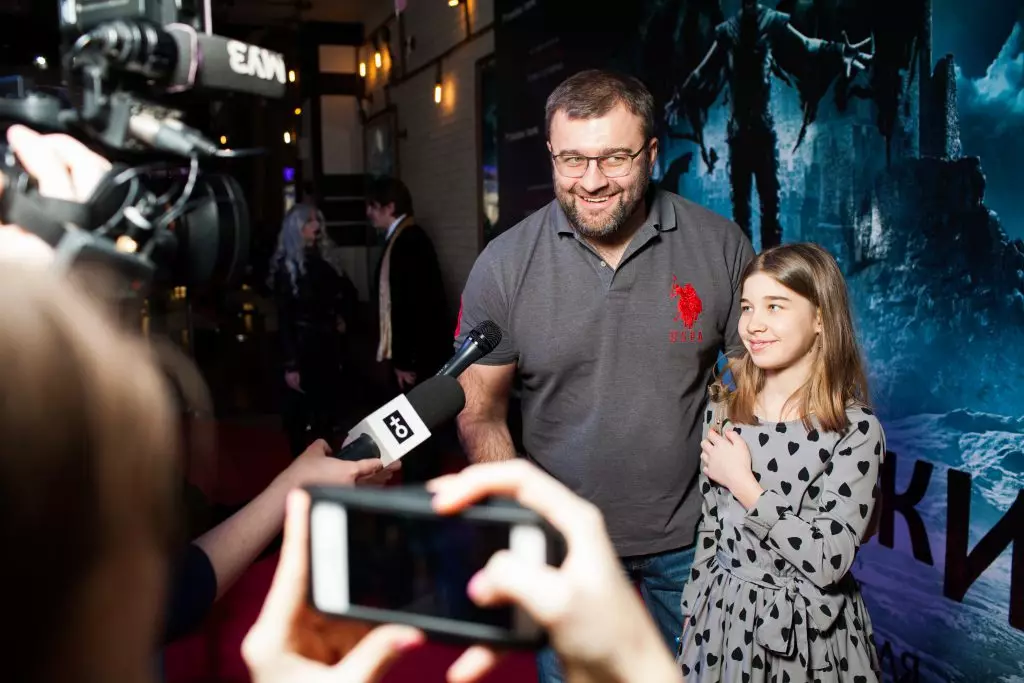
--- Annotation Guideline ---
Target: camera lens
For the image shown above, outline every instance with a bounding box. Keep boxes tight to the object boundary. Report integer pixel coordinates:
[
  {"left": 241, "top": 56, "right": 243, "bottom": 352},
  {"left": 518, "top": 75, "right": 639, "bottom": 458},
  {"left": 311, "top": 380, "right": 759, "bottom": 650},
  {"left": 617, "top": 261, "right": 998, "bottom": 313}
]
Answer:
[{"left": 170, "top": 172, "right": 250, "bottom": 291}]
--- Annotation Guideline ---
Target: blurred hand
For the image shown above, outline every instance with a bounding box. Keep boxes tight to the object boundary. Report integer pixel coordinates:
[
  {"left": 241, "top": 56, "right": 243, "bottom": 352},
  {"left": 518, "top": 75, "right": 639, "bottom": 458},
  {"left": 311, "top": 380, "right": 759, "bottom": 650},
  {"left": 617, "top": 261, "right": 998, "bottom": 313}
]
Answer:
[
  {"left": 284, "top": 371, "right": 302, "bottom": 393},
  {"left": 286, "top": 439, "right": 385, "bottom": 488},
  {"left": 394, "top": 369, "right": 417, "bottom": 391},
  {"left": 242, "top": 490, "right": 424, "bottom": 683},
  {"left": 0, "top": 125, "right": 113, "bottom": 265},
  {"left": 355, "top": 459, "right": 401, "bottom": 488},
  {"left": 6, "top": 124, "right": 111, "bottom": 202},
  {"left": 428, "top": 460, "right": 683, "bottom": 683}
]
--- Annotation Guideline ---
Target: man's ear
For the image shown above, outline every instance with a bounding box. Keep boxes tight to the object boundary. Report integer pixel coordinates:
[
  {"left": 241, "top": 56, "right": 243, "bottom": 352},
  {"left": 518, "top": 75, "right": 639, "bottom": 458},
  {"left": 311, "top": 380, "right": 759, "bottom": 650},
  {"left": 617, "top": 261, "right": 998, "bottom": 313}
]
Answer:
[{"left": 648, "top": 137, "right": 659, "bottom": 173}]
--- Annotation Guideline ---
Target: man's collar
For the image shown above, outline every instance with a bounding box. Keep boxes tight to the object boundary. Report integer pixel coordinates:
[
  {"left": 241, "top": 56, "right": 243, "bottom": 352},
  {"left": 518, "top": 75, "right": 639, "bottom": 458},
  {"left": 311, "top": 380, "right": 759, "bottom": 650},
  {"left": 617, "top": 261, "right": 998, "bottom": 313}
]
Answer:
[
  {"left": 553, "top": 186, "right": 677, "bottom": 236},
  {"left": 385, "top": 213, "right": 408, "bottom": 240}
]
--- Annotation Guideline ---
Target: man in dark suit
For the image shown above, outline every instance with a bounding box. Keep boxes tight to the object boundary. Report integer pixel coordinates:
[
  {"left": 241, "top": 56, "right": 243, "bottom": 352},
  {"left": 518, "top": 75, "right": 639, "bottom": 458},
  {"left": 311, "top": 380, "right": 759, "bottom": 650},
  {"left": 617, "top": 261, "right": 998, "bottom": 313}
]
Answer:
[{"left": 366, "top": 176, "right": 452, "bottom": 481}]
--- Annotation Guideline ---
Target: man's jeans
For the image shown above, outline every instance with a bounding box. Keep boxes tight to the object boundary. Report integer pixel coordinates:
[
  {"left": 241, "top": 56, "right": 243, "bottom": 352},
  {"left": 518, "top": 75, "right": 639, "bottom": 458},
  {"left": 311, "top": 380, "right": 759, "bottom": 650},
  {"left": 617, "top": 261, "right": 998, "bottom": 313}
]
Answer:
[{"left": 535, "top": 544, "right": 695, "bottom": 682}]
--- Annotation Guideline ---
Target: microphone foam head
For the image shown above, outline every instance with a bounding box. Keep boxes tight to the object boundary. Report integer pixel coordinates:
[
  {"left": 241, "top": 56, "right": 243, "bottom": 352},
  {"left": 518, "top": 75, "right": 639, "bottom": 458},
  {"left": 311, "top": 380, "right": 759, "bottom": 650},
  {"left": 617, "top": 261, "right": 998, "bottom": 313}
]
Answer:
[
  {"left": 406, "top": 375, "right": 466, "bottom": 429},
  {"left": 472, "top": 320, "right": 503, "bottom": 353}
]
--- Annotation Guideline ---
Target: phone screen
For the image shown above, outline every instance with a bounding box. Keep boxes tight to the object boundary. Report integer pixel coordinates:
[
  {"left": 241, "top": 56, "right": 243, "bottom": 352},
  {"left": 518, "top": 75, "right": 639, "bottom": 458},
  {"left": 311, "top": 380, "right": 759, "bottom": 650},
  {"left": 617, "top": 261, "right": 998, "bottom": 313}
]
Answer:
[{"left": 344, "top": 507, "right": 515, "bottom": 628}]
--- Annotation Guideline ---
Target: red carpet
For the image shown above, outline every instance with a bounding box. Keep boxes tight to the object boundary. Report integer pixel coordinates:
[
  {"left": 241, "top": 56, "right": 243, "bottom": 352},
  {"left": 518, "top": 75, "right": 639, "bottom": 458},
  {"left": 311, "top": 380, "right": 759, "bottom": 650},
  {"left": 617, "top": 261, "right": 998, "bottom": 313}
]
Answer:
[{"left": 163, "top": 421, "right": 537, "bottom": 683}]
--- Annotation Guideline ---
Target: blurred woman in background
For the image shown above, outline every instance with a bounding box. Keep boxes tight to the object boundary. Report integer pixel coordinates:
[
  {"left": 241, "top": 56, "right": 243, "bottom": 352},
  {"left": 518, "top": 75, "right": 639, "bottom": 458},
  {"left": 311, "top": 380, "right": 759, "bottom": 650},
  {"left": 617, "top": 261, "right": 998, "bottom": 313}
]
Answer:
[{"left": 269, "top": 203, "right": 358, "bottom": 456}]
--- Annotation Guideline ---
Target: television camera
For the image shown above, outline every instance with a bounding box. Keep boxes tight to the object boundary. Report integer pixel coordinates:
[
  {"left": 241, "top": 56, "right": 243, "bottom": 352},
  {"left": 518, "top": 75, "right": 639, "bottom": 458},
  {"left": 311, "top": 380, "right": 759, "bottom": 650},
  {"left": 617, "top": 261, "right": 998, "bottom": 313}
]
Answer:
[{"left": 0, "top": 0, "right": 288, "bottom": 293}]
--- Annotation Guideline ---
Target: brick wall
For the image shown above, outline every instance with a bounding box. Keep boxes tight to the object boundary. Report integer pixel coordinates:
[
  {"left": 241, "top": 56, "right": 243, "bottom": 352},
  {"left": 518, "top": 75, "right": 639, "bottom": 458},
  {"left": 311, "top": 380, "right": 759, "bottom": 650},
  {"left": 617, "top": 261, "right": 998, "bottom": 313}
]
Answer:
[{"left": 360, "top": 0, "right": 495, "bottom": 315}]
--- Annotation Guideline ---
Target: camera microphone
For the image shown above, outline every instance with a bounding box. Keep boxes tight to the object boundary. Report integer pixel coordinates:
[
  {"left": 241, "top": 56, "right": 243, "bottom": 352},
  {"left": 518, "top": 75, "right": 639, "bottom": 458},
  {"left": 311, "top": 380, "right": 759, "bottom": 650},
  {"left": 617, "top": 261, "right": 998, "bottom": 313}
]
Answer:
[{"left": 82, "top": 20, "right": 287, "bottom": 100}]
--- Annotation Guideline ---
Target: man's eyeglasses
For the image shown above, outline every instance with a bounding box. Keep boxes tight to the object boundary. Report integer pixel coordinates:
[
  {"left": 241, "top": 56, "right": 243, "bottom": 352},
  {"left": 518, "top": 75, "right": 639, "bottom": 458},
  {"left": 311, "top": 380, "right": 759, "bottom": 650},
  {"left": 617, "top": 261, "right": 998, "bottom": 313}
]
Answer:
[{"left": 551, "top": 144, "right": 647, "bottom": 179}]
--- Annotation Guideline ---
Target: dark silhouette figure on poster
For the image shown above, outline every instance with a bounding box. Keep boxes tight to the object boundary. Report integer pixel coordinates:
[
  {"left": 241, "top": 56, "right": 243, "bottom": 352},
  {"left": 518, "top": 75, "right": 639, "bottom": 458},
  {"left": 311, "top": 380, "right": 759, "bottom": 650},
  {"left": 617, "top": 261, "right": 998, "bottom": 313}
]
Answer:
[{"left": 664, "top": 0, "right": 872, "bottom": 249}]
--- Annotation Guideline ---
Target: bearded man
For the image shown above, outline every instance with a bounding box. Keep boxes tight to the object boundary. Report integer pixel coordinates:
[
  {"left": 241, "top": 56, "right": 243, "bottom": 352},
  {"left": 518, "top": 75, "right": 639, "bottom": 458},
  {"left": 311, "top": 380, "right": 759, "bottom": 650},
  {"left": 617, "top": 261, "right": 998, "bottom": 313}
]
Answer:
[{"left": 453, "top": 69, "right": 754, "bottom": 681}]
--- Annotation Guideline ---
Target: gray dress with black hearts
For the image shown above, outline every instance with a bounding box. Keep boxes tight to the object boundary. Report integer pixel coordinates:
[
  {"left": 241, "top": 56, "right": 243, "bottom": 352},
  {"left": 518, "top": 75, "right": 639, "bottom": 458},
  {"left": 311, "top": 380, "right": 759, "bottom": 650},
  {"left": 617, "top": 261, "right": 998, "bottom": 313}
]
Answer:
[{"left": 676, "top": 400, "right": 885, "bottom": 683}]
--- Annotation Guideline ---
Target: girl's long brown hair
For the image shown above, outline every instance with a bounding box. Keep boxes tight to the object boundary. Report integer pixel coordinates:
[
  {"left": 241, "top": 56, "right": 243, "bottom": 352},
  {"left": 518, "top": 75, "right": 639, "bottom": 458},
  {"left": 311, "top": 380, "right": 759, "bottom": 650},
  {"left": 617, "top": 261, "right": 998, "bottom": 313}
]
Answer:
[{"left": 711, "top": 243, "right": 870, "bottom": 433}]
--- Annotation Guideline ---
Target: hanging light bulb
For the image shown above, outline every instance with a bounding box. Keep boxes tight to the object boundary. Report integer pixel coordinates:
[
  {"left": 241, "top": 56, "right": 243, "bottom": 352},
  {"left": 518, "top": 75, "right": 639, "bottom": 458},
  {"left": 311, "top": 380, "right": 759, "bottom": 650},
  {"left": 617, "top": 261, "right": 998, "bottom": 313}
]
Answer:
[
  {"left": 434, "top": 80, "right": 442, "bottom": 104},
  {"left": 359, "top": 61, "right": 367, "bottom": 77},
  {"left": 374, "top": 50, "right": 382, "bottom": 69},
  {"left": 434, "top": 62, "right": 443, "bottom": 105}
]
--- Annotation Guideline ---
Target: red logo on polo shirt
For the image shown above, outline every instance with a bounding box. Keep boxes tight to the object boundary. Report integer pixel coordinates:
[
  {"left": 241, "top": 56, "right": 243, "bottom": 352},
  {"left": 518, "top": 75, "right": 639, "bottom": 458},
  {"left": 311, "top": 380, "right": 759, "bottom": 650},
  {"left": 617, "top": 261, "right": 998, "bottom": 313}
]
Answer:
[
  {"left": 670, "top": 276, "right": 704, "bottom": 343},
  {"left": 454, "top": 297, "right": 464, "bottom": 338}
]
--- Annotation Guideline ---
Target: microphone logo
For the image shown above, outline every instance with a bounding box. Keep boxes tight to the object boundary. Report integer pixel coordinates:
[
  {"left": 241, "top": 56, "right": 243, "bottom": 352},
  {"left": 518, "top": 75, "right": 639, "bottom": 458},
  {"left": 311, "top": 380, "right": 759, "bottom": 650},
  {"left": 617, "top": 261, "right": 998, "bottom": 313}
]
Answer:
[
  {"left": 227, "top": 41, "right": 288, "bottom": 83},
  {"left": 383, "top": 410, "right": 414, "bottom": 444}
]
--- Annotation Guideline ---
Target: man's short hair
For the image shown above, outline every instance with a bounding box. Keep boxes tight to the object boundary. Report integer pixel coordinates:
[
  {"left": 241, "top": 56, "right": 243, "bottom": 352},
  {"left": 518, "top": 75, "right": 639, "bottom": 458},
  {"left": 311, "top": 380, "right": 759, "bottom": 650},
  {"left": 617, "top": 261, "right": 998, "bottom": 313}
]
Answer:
[
  {"left": 366, "top": 176, "right": 414, "bottom": 217},
  {"left": 545, "top": 69, "right": 655, "bottom": 142}
]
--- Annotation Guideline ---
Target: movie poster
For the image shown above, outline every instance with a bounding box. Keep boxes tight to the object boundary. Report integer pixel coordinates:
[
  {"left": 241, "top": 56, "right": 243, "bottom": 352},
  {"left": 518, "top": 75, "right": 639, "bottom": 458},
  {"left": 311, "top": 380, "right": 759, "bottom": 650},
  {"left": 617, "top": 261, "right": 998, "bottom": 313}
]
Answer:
[
  {"left": 478, "top": 55, "right": 501, "bottom": 247},
  {"left": 495, "top": 1, "right": 1024, "bottom": 680}
]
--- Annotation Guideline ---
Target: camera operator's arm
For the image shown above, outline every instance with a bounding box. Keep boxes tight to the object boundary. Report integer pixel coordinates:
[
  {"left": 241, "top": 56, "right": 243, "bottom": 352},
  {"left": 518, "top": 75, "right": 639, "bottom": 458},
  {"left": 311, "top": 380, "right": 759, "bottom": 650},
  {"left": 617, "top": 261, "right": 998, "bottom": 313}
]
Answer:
[{"left": 194, "top": 440, "right": 383, "bottom": 600}]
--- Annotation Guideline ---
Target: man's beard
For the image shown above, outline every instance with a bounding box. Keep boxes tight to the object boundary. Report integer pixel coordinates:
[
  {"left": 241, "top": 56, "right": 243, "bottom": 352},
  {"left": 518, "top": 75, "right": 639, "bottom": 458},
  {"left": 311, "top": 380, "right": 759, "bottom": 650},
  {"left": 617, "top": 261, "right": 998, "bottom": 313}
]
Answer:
[{"left": 556, "top": 171, "right": 649, "bottom": 241}]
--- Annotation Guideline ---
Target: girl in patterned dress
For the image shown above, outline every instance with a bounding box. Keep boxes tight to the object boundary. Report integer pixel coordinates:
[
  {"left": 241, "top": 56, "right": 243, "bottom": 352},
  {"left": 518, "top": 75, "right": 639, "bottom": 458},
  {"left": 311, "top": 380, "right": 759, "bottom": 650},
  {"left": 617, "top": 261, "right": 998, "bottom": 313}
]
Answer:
[{"left": 678, "top": 243, "right": 884, "bottom": 683}]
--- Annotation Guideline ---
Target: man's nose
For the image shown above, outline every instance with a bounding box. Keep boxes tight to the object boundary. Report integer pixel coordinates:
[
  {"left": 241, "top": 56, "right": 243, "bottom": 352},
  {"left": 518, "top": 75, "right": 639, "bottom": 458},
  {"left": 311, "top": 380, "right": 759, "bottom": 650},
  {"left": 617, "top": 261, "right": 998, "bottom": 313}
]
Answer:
[{"left": 578, "top": 159, "right": 610, "bottom": 193}]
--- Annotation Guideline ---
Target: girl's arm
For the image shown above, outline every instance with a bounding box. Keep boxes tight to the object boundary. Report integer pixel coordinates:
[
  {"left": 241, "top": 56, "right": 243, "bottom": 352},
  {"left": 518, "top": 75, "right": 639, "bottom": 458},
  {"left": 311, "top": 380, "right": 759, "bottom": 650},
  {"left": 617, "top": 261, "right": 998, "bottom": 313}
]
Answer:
[{"left": 741, "top": 408, "right": 885, "bottom": 589}]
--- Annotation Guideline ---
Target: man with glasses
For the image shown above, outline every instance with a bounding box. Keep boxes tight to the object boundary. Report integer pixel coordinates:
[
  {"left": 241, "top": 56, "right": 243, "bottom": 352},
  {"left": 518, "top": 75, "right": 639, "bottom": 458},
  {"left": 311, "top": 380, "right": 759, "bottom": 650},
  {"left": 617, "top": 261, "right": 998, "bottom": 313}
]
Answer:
[{"left": 454, "top": 69, "right": 754, "bottom": 681}]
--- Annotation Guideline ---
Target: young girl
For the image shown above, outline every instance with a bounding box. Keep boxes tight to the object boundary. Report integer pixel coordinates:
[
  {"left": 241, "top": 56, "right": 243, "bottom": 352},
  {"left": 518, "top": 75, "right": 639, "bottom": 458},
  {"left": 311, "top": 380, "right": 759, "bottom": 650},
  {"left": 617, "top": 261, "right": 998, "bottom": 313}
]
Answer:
[{"left": 678, "top": 243, "right": 884, "bottom": 683}]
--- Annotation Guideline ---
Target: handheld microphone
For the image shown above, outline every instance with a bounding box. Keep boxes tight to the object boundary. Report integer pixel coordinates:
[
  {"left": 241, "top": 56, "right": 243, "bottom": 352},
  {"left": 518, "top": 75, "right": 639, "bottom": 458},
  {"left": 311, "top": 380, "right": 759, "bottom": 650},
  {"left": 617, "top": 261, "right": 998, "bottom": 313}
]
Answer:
[
  {"left": 335, "top": 375, "right": 466, "bottom": 467},
  {"left": 437, "top": 320, "right": 503, "bottom": 379}
]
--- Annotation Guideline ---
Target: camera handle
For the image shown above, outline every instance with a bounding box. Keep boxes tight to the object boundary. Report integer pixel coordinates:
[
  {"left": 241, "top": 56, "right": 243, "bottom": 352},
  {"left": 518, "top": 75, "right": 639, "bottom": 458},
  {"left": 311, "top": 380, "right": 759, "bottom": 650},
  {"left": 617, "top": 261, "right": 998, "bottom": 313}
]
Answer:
[{"left": 0, "top": 147, "right": 157, "bottom": 287}]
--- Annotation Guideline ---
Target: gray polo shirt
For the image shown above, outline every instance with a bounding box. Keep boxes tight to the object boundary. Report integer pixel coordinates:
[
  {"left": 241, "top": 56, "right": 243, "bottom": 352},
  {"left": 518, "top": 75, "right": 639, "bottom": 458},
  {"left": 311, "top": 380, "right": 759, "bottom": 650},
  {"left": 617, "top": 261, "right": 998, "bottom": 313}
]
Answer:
[{"left": 455, "top": 188, "right": 753, "bottom": 556}]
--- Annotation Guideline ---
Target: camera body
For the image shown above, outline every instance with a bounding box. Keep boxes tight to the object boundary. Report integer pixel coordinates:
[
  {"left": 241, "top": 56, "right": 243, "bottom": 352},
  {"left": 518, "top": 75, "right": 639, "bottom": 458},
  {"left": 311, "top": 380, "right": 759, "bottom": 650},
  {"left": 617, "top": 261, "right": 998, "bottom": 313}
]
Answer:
[
  {"left": 59, "top": 0, "right": 211, "bottom": 35},
  {"left": 0, "top": 0, "right": 286, "bottom": 294}
]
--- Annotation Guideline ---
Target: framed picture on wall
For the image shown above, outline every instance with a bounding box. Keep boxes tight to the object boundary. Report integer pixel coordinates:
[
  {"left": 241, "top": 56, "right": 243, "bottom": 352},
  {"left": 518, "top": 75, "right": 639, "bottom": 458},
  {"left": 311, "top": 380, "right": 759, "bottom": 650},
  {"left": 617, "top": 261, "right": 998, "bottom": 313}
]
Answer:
[
  {"left": 476, "top": 55, "right": 500, "bottom": 250},
  {"left": 363, "top": 106, "right": 399, "bottom": 180}
]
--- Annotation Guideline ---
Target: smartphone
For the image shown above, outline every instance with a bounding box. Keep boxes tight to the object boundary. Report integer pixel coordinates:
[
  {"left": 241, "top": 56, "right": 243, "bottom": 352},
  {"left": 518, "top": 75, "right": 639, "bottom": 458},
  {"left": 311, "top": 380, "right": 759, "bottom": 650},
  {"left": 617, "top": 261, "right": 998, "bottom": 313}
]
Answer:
[{"left": 306, "top": 484, "right": 565, "bottom": 649}]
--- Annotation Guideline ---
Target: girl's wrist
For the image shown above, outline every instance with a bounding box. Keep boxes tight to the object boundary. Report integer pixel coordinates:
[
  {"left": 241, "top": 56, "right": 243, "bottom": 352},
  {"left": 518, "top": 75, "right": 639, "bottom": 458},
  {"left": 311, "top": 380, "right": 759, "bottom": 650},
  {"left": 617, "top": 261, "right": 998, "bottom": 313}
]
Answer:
[{"left": 732, "top": 474, "right": 764, "bottom": 510}]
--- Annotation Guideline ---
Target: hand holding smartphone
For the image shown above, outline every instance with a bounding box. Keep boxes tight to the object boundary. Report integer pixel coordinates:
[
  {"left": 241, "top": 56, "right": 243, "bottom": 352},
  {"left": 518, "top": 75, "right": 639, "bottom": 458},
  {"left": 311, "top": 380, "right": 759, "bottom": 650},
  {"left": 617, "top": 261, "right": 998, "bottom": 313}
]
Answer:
[
  {"left": 307, "top": 484, "right": 566, "bottom": 649},
  {"left": 247, "top": 461, "right": 681, "bottom": 683}
]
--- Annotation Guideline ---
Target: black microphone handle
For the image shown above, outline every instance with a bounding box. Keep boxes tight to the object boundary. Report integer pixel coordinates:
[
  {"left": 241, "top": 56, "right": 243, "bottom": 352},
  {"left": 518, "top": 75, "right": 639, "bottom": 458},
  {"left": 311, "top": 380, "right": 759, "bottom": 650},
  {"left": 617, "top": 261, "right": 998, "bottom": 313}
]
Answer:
[
  {"left": 437, "top": 338, "right": 487, "bottom": 379},
  {"left": 331, "top": 433, "right": 381, "bottom": 462}
]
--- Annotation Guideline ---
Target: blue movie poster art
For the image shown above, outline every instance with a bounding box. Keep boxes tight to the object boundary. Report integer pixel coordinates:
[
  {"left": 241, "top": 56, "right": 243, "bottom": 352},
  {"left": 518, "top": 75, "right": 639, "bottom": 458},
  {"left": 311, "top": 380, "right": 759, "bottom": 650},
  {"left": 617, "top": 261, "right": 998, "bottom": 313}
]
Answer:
[{"left": 631, "top": 2, "right": 1024, "bottom": 680}]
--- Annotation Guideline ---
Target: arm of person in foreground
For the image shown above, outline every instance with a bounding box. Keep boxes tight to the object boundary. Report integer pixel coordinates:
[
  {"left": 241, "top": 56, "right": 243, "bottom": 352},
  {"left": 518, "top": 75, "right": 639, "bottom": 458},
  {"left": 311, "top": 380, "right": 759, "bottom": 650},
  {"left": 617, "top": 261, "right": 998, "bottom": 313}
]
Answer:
[{"left": 193, "top": 440, "right": 382, "bottom": 600}]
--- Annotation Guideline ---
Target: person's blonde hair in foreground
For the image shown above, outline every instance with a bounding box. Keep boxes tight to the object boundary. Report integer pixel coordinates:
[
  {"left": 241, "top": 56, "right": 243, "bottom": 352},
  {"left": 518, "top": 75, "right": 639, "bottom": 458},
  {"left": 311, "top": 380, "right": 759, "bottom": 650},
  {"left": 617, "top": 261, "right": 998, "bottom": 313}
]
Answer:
[
  {"left": 0, "top": 266, "right": 378, "bottom": 683},
  {"left": 243, "top": 458, "right": 685, "bottom": 683},
  {"left": 0, "top": 265, "right": 177, "bottom": 683}
]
